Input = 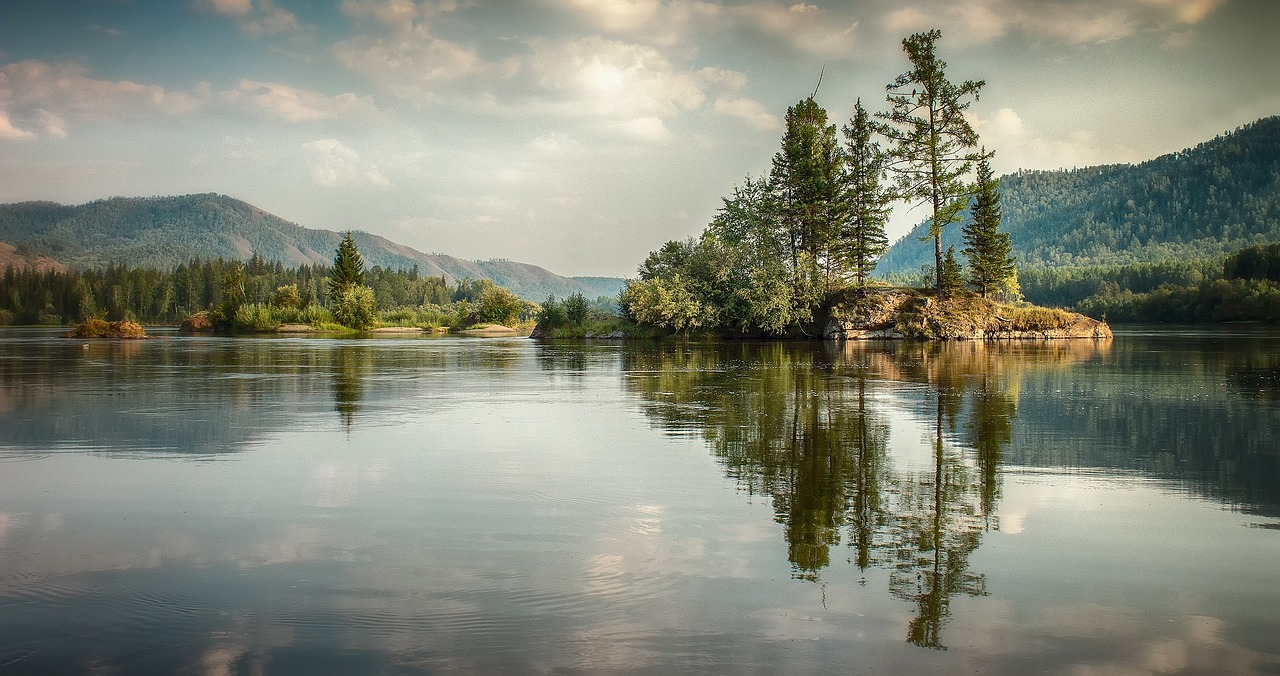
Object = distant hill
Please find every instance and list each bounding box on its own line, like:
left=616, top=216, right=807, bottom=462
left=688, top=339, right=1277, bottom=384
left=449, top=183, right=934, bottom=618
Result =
left=875, top=116, right=1280, bottom=277
left=0, top=193, right=624, bottom=300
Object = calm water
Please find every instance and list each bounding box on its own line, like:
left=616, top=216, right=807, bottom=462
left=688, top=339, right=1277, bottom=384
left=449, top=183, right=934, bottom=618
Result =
left=1, top=327, right=1278, bottom=675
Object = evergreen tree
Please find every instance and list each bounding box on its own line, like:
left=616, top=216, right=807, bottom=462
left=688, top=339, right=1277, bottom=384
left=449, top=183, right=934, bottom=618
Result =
left=770, top=97, right=842, bottom=300
left=840, top=99, right=891, bottom=286
left=876, top=29, right=986, bottom=296
left=329, top=231, right=365, bottom=297
left=940, top=246, right=965, bottom=294
left=962, top=155, right=1016, bottom=298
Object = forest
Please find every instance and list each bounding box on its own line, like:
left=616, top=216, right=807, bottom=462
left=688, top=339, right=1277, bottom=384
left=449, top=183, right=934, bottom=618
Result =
left=0, top=250, right=555, bottom=331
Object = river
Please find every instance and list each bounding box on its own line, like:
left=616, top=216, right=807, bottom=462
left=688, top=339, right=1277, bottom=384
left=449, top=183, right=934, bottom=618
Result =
left=1, top=327, right=1278, bottom=674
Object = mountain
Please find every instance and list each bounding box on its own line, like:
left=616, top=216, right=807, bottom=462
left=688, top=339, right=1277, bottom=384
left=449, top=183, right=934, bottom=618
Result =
left=875, top=116, right=1280, bottom=277
left=0, top=193, right=625, bottom=301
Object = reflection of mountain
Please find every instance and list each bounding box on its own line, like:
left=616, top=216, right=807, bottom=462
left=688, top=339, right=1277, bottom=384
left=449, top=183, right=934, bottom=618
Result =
left=622, top=342, right=1020, bottom=648
left=0, top=334, right=448, bottom=454
left=1006, top=333, right=1280, bottom=517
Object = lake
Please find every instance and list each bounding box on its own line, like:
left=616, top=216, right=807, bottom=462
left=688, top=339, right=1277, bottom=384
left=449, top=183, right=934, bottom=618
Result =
left=1, top=327, right=1278, bottom=675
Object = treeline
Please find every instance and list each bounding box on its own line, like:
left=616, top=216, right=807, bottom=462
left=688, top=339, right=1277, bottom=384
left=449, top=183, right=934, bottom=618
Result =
left=0, top=253, right=539, bottom=329
left=1026, top=243, right=1280, bottom=322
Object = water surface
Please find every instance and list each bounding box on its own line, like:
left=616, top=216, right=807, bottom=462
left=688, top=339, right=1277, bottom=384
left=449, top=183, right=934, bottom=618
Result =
left=1, top=327, right=1278, bottom=674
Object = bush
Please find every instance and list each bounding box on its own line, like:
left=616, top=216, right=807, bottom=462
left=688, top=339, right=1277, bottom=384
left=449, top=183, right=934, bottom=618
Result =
left=332, top=285, right=377, bottom=330
left=233, top=303, right=278, bottom=332
left=477, top=285, right=524, bottom=325
left=538, top=295, right=566, bottom=328
left=271, top=284, right=303, bottom=309
left=564, top=292, right=590, bottom=325
left=301, top=304, right=334, bottom=326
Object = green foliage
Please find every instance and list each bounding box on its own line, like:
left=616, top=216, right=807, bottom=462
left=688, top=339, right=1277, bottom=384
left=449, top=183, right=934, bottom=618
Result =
left=219, top=261, right=246, bottom=318
left=839, top=99, right=891, bottom=286
left=271, top=284, right=302, bottom=309
left=329, top=231, right=365, bottom=297
left=332, top=285, right=377, bottom=330
left=771, top=97, right=842, bottom=299
left=1224, top=243, right=1280, bottom=281
left=620, top=275, right=715, bottom=333
left=939, top=246, right=965, bottom=294
left=476, top=284, right=525, bottom=325
left=962, top=155, right=1017, bottom=298
left=876, top=28, right=986, bottom=293
left=537, top=295, right=566, bottom=328
left=563, top=292, right=590, bottom=325
left=232, top=303, right=278, bottom=332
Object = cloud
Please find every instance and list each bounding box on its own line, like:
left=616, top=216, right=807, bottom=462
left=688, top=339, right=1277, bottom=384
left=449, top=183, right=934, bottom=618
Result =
left=0, top=61, right=207, bottom=138
left=201, top=0, right=252, bottom=16
left=0, top=61, right=378, bottom=137
left=223, top=80, right=378, bottom=123
left=303, top=138, right=391, bottom=188
left=0, top=109, right=36, bottom=140
left=612, top=116, right=671, bottom=144
left=726, top=2, right=861, bottom=56
left=971, top=106, right=1144, bottom=172
left=883, top=0, right=1228, bottom=46
left=713, top=96, right=781, bottom=131
left=198, top=0, right=303, bottom=35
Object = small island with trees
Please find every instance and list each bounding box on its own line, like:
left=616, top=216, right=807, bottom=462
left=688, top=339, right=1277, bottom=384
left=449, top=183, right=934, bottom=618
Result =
left=541, top=29, right=1110, bottom=341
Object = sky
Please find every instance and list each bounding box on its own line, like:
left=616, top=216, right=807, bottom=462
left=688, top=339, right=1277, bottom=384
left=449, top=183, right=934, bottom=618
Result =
left=1, top=0, right=1278, bottom=277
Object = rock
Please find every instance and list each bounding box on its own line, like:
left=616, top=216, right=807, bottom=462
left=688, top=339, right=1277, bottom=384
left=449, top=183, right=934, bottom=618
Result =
left=180, top=311, right=215, bottom=333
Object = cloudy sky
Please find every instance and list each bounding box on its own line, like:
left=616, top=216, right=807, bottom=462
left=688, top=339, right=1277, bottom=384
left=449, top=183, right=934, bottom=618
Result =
left=1, top=0, right=1277, bottom=276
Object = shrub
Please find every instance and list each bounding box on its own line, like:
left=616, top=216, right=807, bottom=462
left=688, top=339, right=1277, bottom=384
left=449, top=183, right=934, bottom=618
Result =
left=271, top=284, right=303, bottom=309
left=233, top=303, right=278, bottom=332
left=301, top=304, right=334, bottom=326
left=563, top=292, right=590, bottom=325
left=332, top=285, right=377, bottom=330
left=537, top=295, right=565, bottom=328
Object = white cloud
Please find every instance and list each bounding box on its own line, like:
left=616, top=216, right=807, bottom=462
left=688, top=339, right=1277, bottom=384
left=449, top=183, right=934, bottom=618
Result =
left=303, top=138, right=391, bottom=188
left=202, top=0, right=252, bottom=16
left=713, top=96, right=782, bottom=131
left=612, top=116, right=671, bottom=144
left=1, top=62, right=376, bottom=137
left=884, top=0, right=1228, bottom=46
left=199, top=0, right=303, bottom=35
left=0, top=109, right=36, bottom=140
left=223, top=80, right=378, bottom=123
left=972, top=107, right=1144, bottom=172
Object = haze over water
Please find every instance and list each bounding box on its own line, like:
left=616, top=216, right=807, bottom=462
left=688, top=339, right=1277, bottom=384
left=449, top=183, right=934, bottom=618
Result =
left=1, top=327, right=1278, bottom=674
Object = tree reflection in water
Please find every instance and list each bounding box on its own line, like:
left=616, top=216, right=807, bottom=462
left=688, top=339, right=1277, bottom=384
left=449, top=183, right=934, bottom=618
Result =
left=622, top=340, right=1066, bottom=649
left=331, top=343, right=371, bottom=430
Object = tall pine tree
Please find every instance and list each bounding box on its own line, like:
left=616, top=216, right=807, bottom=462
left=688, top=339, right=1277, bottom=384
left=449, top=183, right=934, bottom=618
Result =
left=770, top=97, right=842, bottom=303
left=329, top=231, right=365, bottom=298
left=840, top=99, right=891, bottom=286
left=962, top=156, right=1016, bottom=298
left=876, top=29, right=986, bottom=297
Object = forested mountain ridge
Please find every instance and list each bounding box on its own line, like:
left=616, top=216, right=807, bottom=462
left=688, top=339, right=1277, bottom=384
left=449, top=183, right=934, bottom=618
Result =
left=876, top=115, right=1280, bottom=276
left=0, top=193, right=623, bottom=300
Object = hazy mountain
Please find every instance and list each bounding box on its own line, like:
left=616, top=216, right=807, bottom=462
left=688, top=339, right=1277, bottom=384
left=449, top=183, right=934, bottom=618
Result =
left=875, top=116, right=1280, bottom=276
left=0, top=193, right=625, bottom=300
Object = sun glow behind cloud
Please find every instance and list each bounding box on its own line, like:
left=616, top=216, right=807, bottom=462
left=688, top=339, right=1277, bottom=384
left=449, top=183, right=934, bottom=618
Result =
left=0, top=0, right=1269, bottom=275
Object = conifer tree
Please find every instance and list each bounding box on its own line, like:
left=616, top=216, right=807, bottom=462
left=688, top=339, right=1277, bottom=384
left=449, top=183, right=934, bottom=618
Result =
left=940, top=245, right=965, bottom=294
left=770, top=97, right=842, bottom=301
left=840, top=99, right=891, bottom=286
left=329, top=231, right=365, bottom=298
left=876, top=29, right=986, bottom=297
left=962, top=156, right=1016, bottom=298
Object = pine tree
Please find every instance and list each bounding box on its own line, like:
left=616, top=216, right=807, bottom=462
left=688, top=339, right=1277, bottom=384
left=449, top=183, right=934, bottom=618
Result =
left=876, top=29, right=986, bottom=297
left=962, top=156, right=1016, bottom=298
left=940, top=245, right=965, bottom=294
left=329, top=231, right=365, bottom=298
left=770, top=97, right=842, bottom=301
left=840, top=99, right=891, bottom=286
